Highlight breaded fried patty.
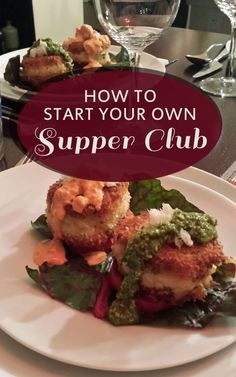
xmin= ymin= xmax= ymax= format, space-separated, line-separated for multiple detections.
xmin=46 ymin=178 xmax=130 ymax=253
xmin=63 ymin=24 xmax=111 ymax=67
xmin=22 ymin=55 xmax=67 ymax=86
xmin=112 ymin=211 xmax=226 ymax=305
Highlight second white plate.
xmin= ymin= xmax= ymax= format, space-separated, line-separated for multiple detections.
xmin=0 ymin=46 xmax=166 ymax=102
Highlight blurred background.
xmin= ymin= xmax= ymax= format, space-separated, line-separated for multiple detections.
xmin=0 ymin=0 xmax=231 ymax=53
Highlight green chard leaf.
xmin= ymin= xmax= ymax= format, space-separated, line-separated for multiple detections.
xmin=26 ymin=263 xmax=101 ymax=312
xmin=31 ymin=214 xmax=52 ymax=238
xmin=129 ymin=179 xmax=202 ymax=215
xmin=4 ymin=55 xmax=20 ymax=85
xmin=149 ymin=281 xmax=236 ymax=328
xmin=26 ymin=265 xmax=47 ymax=289
xmin=108 ymin=46 xmax=130 ymax=67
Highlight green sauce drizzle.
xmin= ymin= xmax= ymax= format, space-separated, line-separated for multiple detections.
xmin=108 ymin=210 xmax=217 ymax=326
xmin=28 ymin=38 xmax=74 ymax=74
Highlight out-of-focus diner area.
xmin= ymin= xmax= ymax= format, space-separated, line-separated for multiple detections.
xmin=1 ymin=0 xmax=235 ymax=175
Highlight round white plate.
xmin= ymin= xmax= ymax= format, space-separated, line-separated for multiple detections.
xmin=0 ymin=163 xmax=236 ymax=371
xmin=0 ymin=46 xmax=166 ymax=102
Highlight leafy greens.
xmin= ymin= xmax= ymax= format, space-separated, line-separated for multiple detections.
xmin=28 ymin=179 xmax=236 ymax=328
xmin=109 ymin=46 xmax=130 ymax=66
xmin=129 ymin=179 xmax=202 ymax=215
xmin=26 ymin=263 xmax=101 ymax=312
xmin=31 ymin=214 xmax=52 ymax=238
xmin=4 ymin=55 xmax=20 ymax=85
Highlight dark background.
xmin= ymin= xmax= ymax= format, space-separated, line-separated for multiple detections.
xmin=0 ymin=0 xmax=35 ymax=50
xmin=0 ymin=0 xmax=188 ymax=53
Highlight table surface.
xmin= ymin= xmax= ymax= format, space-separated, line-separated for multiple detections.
xmin=2 ymin=27 xmax=235 ymax=176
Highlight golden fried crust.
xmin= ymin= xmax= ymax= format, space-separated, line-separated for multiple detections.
xmin=113 ymin=213 xmax=226 ymax=282
xmin=63 ymin=25 xmax=111 ymax=65
xmin=63 ymin=39 xmax=88 ymax=64
xmin=21 ymin=55 xmax=67 ymax=86
xmin=113 ymin=212 xmax=228 ymax=308
xmin=64 ymin=40 xmax=84 ymax=54
xmin=46 ymin=179 xmax=130 ymax=252
xmin=47 ymin=179 xmax=129 ymax=217
xmin=149 ymin=240 xmax=226 ymax=281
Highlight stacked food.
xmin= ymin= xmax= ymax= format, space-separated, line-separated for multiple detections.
xmin=109 ymin=205 xmax=227 ymax=325
xmin=27 ymin=178 xmax=236 ymax=328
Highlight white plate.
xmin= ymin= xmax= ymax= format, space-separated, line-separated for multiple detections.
xmin=175 ymin=166 xmax=236 ymax=204
xmin=0 ymin=46 xmax=166 ymax=102
xmin=0 ymin=163 xmax=236 ymax=372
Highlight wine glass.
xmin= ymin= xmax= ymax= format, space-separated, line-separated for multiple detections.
xmin=200 ymin=0 xmax=236 ymax=97
xmin=93 ymin=0 xmax=180 ymax=68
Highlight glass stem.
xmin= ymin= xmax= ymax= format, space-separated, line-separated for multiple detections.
xmin=227 ymin=20 xmax=236 ymax=79
xmin=127 ymin=49 xmax=142 ymax=69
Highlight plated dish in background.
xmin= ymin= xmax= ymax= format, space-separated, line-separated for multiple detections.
xmin=0 ymin=24 xmax=166 ymax=101
xmin=0 ymin=163 xmax=236 ymax=371
xmin=4 ymin=25 xmax=114 ymax=90
xmin=0 ymin=47 xmax=166 ymax=101
xmin=2 ymin=24 xmax=127 ymax=92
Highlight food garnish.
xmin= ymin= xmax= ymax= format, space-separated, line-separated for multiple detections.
xmin=108 ymin=209 xmax=218 ymax=326
xmin=28 ymin=38 xmax=74 ymax=73
xmin=3 ymin=55 xmax=20 ymax=85
xmin=26 ymin=263 xmax=101 ymax=312
xmin=22 ymin=38 xmax=74 ymax=87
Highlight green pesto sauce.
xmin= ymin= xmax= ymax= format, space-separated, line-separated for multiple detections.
xmin=28 ymin=38 xmax=74 ymax=74
xmin=108 ymin=209 xmax=217 ymax=326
